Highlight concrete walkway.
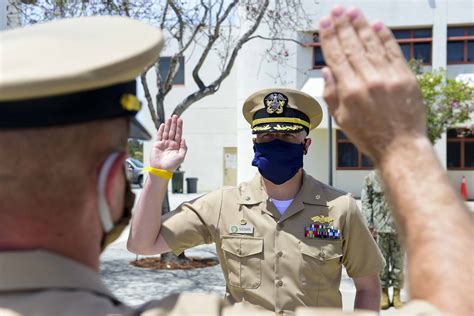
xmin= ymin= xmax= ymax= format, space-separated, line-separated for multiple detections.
xmin=101 ymin=189 xmax=473 ymax=313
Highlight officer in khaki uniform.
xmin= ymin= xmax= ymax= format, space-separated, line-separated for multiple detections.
xmin=128 ymin=89 xmax=385 ymax=314
xmin=0 ymin=16 xmax=269 ymax=316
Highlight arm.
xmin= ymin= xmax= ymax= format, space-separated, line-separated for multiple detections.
xmin=127 ymin=115 xmax=187 ymax=255
xmin=353 ymin=275 xmax=381 ymax=311
xmin=319 ymin=6 xmax=473 ymax=315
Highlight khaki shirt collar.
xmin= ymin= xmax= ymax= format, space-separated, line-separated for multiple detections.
xmin=0 ymin=250 xmax=118 ymax=302
xmin=237 ymin=171 xmax=328 ymax=220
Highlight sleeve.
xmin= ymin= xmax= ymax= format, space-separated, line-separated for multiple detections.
xmin=360 ymin=177 xmax=374 ymax=228
xmin=342 ymin=196 xmax=385 ymax=278
xmin=159 ymin=189 xmax=222 ymax=256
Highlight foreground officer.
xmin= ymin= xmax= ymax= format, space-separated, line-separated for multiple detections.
xmin=0 ymin=16 xmax=270 ymax=316
xmin=128 ymin=89 xmax=384 ymax=314
xmin=361 ymin=170 xmax=404 ymax=309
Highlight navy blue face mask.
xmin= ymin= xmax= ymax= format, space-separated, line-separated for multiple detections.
xmin=252 ymin=139 xmax=305 ymax=185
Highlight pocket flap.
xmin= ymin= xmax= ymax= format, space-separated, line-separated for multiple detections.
xmin=221 ymin=236 xmax=263 ymax=258
xmin=300 ymin=240 xmax=343 ymax=261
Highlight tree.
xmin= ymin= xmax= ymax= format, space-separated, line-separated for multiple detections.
xmin=12 ymin=0 xmax=312 ymax=263
xmin=128 ymin=139 xmax=144 ymax=162
xmin=409 ymin=60 xmax=474 ymax=144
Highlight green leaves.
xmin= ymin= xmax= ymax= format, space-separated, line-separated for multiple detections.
xmin=410 ymin=60 xmax=474 ymax=144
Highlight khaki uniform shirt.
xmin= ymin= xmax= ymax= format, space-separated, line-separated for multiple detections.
xmin=161 ymin=172 xmax=384 ymax=314
xmin=0 ymin=250 xmax=134 ymax=316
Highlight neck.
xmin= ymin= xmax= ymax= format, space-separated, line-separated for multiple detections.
xmin=262 ymin=169 xmax=303 ymax=200
xmin=0 ymin=204 xmax=102 ymax=272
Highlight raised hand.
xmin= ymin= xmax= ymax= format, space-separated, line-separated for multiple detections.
xmin=150 ymin=115 xmax=187 ymax=172
xmin=319 ymin=6 xmax=426 ymax=164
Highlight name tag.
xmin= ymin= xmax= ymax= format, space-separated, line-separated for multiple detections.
xmin=229 ymin=224 xmax=254 ymax=235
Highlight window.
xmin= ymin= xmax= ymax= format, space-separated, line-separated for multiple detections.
xmin=392 ymin=28 xmax=432 ymax=64
xmin=447 ymin=26 xmax=474 ymax=64
xmin=336 ymin=130 xmax=373 ymax=169
xmin=310 ymin=33 xmax=326 ymax=69
xmin=447 ymin=128 xmax=474 ymax=169
xmin=158 ymin=56 xmax=185 ymax=85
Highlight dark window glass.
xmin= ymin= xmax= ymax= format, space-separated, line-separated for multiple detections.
xmin=313 ymin=33 xmax=321 ymax=42
xmin=447 ymin=142 xmax=461 ymax=168
xmin=337 ymin=130 xmax=348 ymax=140
xmin=414 ymin=43 xmax=431 ymax=62
xmin=159 ymin=56 xmax=185 ymax=85
xmin=468 ymin=41 xmax=474 ymax=62
xmin=468 ymin=26 xmax=474 ymax=36
xmin=393 ymin=30 xmax=410 ymax=39
xmin=338 ymin=143 xmax=358 ymax=167
xmin=400 ymin=43 xmax=410 ymax=60
xmin=447 ymin=41 xmax=465 ymax=62
xmin=314 ymin=47 xmax=325 ymax=66
xmin=465 ymin=143 xmax=474 ymax=167
xmin=361 ymin=154 xmax=373 ymax=167
xmin=447 ymin=129 xmax=459 ymax=138
xmin=448 ymin=27 xmax=465 ymax=37
xmin=414 ymin=29 xmax=432 ymax=38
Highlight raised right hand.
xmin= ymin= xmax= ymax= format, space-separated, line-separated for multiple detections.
xmin=150 ymin=115 xmax=187 ymax=172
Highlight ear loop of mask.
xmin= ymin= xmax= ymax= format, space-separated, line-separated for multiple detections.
xmin=97 ymin=152 xmax=121 ymax=234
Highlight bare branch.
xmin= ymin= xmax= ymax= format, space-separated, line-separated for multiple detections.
xmin=167 ymin=0 xmax=184 ymax=45
xmin=247 ymin=35 xmax=305 ymax=47
xmin=191 ymin=0 xmax=238 ymax=91
xmin=140 ymin=72 xmax=159 ymax=130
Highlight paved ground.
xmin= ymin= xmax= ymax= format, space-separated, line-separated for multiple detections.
xmin=101 ymin=188 xmax=473 ymax=313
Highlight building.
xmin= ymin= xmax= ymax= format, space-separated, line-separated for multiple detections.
xmin=3 ymin=0 xmax=472 ymax=198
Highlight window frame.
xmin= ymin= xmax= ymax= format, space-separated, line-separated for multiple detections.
xmin=158 ymin=56 xmax=185 ymax=85
xmin=309 ymin=28 xmax=433 ymax=68
xmin=392 ymin=28 xmax=433 ymax=65
xmin=447 ymin=25 xmax=474 ymax=65
xmin=336 ymin=130 xmax=374 ymax=170
xmin=447 ymin=128 xmax=474 ymax=170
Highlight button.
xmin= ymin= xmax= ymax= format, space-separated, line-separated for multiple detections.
xmin=276 ymin=280 xmax=283 ymax=287
xmin=236 ymin=249 xmax=242 ymax=255
xmin=245 ymin=196 xmax=251 ymax=201
xmin=315 ymin=194 xmax=320 ymax=200
xmin=240 ymin=218 xmax=247 ymax=225
xmin=319 ymin=251 xmax=326 ymax=259
xmin=278 ymin=311 xmax=284 ymax=314
xmin=277 ymin=251 xmax=283 ymax=257
xmin=277 ymin=223 xmax=284 ymax=230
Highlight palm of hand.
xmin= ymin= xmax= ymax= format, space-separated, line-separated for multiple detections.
xmin=151 ymin=139 xmax=185 ymax=171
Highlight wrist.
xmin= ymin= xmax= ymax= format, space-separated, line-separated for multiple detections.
xmin=375 ymin=134 xmax=431 ymax=167
xmin=143 ymin=166 xmax=173 ymax=180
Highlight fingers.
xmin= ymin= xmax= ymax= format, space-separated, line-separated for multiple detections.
xmin=168 ymin=115 xmax=177 ymax=140
xmin=157 ymin=122 xmax=165 ymax=141
xmin=322 ymin=67 xmax=338 ymax=114
xmin=372 ymin=22 xmax=409 ymax=72
xmin=162 ymin=117 xmax=171 ymax=140
xmin=330 ymin=6 xmax=376 ymax=81
xmin=175 ymin=116 xmax=183 ymax=145
xmin=319 ymin=16 xmax=357 ymax=88
xmin=348 ymin=8 xmax=387 ymax=68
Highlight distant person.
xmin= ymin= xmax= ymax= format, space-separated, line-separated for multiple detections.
xmin=317 ymin=5 xmax=473 ymax=316
xmin=362 ymin=170 xmax=404 ymax=309
xmin=128 ymin=88 xmax=384 ymax=314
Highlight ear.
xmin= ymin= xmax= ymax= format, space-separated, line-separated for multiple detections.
xmin=304 ymin=138 xmax=312 ymax=155
xmin=105 ymin=153 xmax=127 ymax=222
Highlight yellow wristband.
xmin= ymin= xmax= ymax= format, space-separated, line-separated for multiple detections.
xmin=143 ymin=166 xmax=173 ymax=180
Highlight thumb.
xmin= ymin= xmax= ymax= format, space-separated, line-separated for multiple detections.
xmin=179 ymin=139 xmax=187 ymax=157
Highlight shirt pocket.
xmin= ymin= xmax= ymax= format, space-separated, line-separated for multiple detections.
xmin=299 ymin=239 xmax=343 ymax=289
xmin=221 ymin=235 xmax=264 ymax=289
